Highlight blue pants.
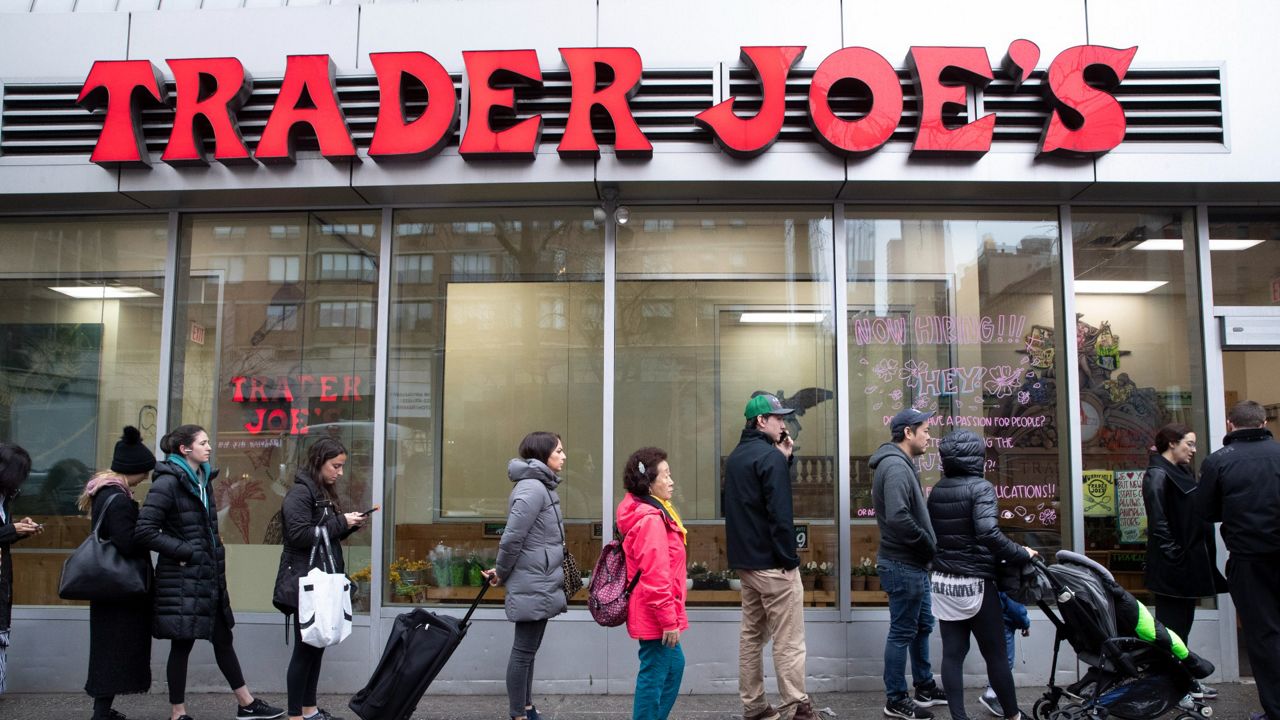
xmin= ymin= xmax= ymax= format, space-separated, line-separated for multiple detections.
xmin=880 ymin=559 xmax=935 ymax=702
xmin=634 ymin=639 xmax=685 ymax=720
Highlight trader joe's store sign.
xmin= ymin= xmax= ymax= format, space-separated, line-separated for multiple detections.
xmin=77 ymin=40 xmax=1136 ymax=166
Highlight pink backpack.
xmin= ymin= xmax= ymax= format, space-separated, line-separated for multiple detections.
xmin=587 ymin=539 xmax=641 ymax=627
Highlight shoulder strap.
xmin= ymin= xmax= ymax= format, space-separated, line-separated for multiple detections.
xmin=93 ymin=492 xmax=122 ymax=541
xmin=308 ymin=506 xmax=337 ymax=573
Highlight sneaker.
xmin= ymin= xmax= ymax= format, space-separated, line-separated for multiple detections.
xmin=978 ymin=691 xmax=1003 ymax=717
xmin=308 ymin=711 xmax=344 ymax=720
xmin=745 ymin=706 xmax=781 ymax=720
xmin=1190 ymin=682 xmax=1218 ymax=700
xmin=885 ymin=697 xmax=935 ymax=720
xmin=913 ymin=682 xmax=948 ymax=708
xmin=236 ymin=699 xmax=285 ymax=720
xmin=792 ymin=702 xmax=817 ymax=720
xmin=93 ymin=710 xmax=128 ymax=720
xmin=1178 ymin=695 xmax=1196 ymax=712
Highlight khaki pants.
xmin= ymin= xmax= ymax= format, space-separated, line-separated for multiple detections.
xmin=738 ymin=568 xmax=809 ymax=715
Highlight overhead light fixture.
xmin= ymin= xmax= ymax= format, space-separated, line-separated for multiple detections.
xmin=1074 ymin=280 xmax=1167 ymax=294
xmin=49 ymin=285 xmax=158 ymax=299
xmin=1134 ymin=238 xmax=1265 ymax=252
xmin=739 ymin=312 xmax=826 ymax=324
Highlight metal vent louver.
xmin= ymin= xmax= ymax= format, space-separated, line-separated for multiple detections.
xmin=0 ymin=65 xmax=1221 ymax=157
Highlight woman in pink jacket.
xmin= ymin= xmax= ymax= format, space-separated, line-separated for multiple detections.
xmin=616 ymin=447 xmax=689 ymax=720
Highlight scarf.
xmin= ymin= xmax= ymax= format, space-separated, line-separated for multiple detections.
xmin=85 ymin=473 xmax=133 ymax=501
xmin=655 ymin=497 xmax=688 ymax=545
xmin=167 ymin=453 xmax=212 ymax=512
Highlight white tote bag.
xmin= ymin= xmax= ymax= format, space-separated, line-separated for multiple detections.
xmin=297 ymin=520 xmax=352 ymax=648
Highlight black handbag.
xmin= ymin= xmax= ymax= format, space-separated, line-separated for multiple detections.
xmin=58 ymin=492 xmax=152 ymax=601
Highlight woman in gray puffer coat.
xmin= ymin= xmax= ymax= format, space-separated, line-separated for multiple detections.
xmin=483 ymin=431 xmax=568 ymax=720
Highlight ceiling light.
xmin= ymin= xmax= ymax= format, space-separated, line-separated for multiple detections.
xmin=1074 ymin=280 xmax=1167 ymax=294
xmin=739 ymin=312 xmax=826 ymax=324
xmin=1134 ymin=238 xmax=1265 ymax=251
xmin=49 ymin=285 xmax=158 ymax=299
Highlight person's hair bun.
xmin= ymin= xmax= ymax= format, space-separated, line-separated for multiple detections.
xmin=122 ymin=425 xmax=142 ymax=444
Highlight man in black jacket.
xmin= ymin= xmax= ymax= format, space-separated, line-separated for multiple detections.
xmin=872 ymin=407 xmax=944 ymax=719
xmin=1199 ymin=400 xmax=1280 ymax=720
xmin=724 ymin=393 xmax=813 ymax=720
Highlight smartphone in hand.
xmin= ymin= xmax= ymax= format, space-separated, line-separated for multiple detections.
xmin=361 ymin=504 xmax=381 ymax=516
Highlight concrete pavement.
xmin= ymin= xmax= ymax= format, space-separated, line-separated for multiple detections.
xmin=0 ymin=683 xmax=1264 ymax=720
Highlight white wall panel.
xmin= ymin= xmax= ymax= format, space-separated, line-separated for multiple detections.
xmin=129 ymin=6 xmax=361 ymax=72
xmin=358 ymin=0 xmax=598 ymax=73
xmin=0 ymin=12 xmax=128 ymax=78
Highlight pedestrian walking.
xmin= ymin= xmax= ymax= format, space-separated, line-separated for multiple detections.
xmin=0 ymin=442 xmax=39 ymax=695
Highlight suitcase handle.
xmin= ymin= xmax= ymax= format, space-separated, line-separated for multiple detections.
xmin=462 ymin=582 xmax=490 ymax=625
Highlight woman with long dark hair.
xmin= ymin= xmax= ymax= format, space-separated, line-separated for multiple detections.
xmin=79 ymin=426 xmax=157 ymax=720
xmin=1143 ymin=422 xmax=1226 ymax=701
xmin=272 ymin=437 xmax=366 ymax=720
xmin=483 ymin=431 xmax=569 ymax=720
xmin=927 ymin=430 xmax=1037 ymax=720
xmin=0 ymin=442 xmax=39 ymax=695
xmin=616 ymin=446 xmax=688 ymax=720
xmin=135 ymin=424 xmax=283 ymax=720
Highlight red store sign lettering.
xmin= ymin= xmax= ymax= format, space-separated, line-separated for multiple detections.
xmin=77 ymin=40 xmax=1137 ymax=167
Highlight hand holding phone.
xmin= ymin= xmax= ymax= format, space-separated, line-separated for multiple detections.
xmin=361 ymin=504 xmax=381 ymax=516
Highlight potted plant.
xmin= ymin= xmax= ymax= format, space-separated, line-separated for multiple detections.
xmin=428 ymin=543 xmax=454 ymax=587
xmin=816 ymin=562 xmax=834 ymax=591
xmin=800 ymin=561 xmax=819 ymax=591
xmin=851 ymin=557 xmax=870 ymax=591
xmin=688 ymin=561 xmax=709 ymax=590
xmin=704 ymin=569 xmax=730 ymax=591
xmin=350 ymin=565 xmax=372 ymax=611
xmin=865 ymin=560 xmax=881 ymax=592
xmin=726 ymin=569 xmax=741 ymax=591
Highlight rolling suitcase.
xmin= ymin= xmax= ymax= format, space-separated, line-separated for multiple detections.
xmin=349 ymin=583 xmax=489 ymax=720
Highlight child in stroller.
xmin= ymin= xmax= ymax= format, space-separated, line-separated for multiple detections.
xmin=1010 ymin=550 xmax=1215 ymax=720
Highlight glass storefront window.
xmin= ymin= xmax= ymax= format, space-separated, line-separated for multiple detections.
xmin=1072 ymin=208 xmax=1207 ymax=603
xmin=387 ymin=209 xmax=604 ymax=606
xmin=0 ymin=215 xmax=168 ymax=606
xmin=172 ymin=212 xmax=380 ymax=613
xmin=1208 ymin=210 xmax=1280 ymax=307
xmin=616 ymin=207 xmax=838 ymax=607
xmin=846 ymin=209 xmax=1066 ymax=606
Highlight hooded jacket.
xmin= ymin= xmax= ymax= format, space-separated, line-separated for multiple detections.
xmin=616 ymin=492 xmax=688 ymax=641
xmin=1199 ymin=426 xmax=1280 ymax=558
xmin=495 ymin=458 xmax=568 ymax=622
xmin=926 ymin=431 xmax=1026 ymax=579
xmin=723 ymin=427 xmax=799 ymax=570
xmin=134 ymin=459 xmax=234 ymax=640
xmin=272 ymin=469 xmax=359 ymax=614
xmin=0 ymin=494 xmax=28 ymax=633
xmin=871 ymin=442 xmax=936 ymax=568
xmin=1143 ymin=454 xmax=1227 ymax=598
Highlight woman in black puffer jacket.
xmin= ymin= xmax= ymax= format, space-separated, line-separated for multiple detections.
xmin=135 ymin=425 xmax=283 ymax=720
xmin=273 ymin=437 xmax=366 ymax=720
xmin=927 ymin=430 xmax=1037 ymax=720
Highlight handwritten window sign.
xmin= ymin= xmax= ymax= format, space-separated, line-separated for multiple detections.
xmin=795 ymin=524 xmax=809 ymax=550
xmin=1114 ymin=470 xmax=1147 ymax=544
xmin=1082 ymin=470 xmax=1116 ymax=517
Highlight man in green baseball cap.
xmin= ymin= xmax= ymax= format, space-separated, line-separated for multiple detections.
xmin=722 ymin=392 xmax=812 ymax=720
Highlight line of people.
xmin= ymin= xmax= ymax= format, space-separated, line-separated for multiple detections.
xmin=1 ymin=397 xmax=1276 ymax=720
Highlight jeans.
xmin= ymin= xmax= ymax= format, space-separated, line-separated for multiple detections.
xmin=634 ymin=640 xmax=685 ymax=720
xmin=881 ymin=559 xmax=935 ymax=702
xmin=506 ymin=619 xmax=548 ymax=718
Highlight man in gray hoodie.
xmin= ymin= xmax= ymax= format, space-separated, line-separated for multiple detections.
xmin=871 ymin=407 xmax=944 ymax=719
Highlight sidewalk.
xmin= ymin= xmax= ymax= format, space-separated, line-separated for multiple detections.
xmin=0 ymin=684 xmax=1262 ymax=720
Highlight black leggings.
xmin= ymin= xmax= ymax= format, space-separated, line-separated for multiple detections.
xmin=939 ymin=580 xmax=1019 ymax=720
xmin=167 ymin=612 xmax=246 ymax=705
xmin=287 ymin=616 xmax=326 ymax=716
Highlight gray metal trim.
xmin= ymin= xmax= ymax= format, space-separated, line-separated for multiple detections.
xmin=1197 ymin=203 xmax=1238 ymax=681
xmin=832 ymin=203 xmax=852 ymax=621
xmin=1058 ymin=205 xmax=1086 ymax=555
xmin=370 ymin=206 xmax=393 ymax=654
xmin=155 ymin=210 xmax=180 ymax=446
xmin=602 ymin=195 xmax=616 ymax=556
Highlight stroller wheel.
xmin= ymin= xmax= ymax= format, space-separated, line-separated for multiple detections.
xmin=1033 ymin=698 xmax=1058 ymax=720
xmin=1198 ymin=704 xmax=1214 ymax=718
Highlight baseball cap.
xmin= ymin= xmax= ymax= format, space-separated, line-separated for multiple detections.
xmin=890 ymin=407 xmax=934 ymax=434
xmin=743 ymin=393 xmax=795 ymax=418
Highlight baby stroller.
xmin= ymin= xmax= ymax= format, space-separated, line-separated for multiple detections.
xmin=1008 ymin=550 xmax=1215 ymax=720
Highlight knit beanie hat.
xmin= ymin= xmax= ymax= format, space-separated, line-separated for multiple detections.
xmin=111 ymin=426 xmax=156 ymax=475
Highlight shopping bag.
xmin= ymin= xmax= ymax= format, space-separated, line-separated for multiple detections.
xmin=298 ymin=521 xmax=352 ymax=648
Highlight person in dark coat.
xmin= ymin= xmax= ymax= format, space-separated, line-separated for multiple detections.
xmin=1142 ymin=423 xmax=1226 ymax=701
xmin=482 ymin=431 xmax=569 ymax=720
xmin=0 ymin=442 xmax=40 ymax=695
xmin=134 ymin=424 xmax=283 ymax=720
xmin=272 ymin=437 xmax=366 ymax=720
xmin=78 ymin=426 xmax=158 ymax=720
xmin=927 ymin=430 xmax=1036 ymax=720
xmin=1198 ymin=400 xmax=1280 ymax=720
